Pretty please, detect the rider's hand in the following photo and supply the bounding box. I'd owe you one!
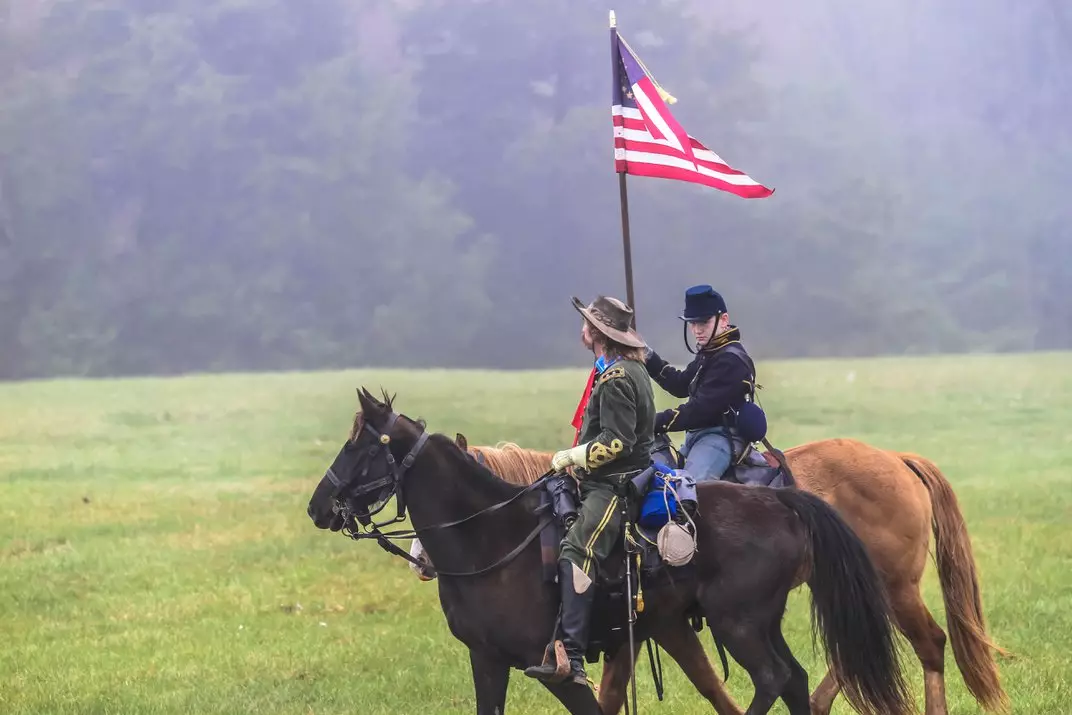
[654,409,676,434]
[551,444,589,472]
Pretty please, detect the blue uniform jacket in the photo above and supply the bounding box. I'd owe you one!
[644,327,755,434]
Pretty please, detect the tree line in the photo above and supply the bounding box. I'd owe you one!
[0,0,1068,379]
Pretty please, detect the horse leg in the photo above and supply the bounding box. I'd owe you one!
[769,622,810,715]
[595,641,640,715]
[703,605,790,715]
[653,619,744,715]
[541,680,604,715]
[889,580,948,715]
[469,649,510,715]
[807,669,839,715]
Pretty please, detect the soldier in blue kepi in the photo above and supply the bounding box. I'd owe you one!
[644,285,766,483]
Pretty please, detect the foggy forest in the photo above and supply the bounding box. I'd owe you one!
[1,0,1069,379]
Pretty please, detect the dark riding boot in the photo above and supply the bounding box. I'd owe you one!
[524,559,595,686]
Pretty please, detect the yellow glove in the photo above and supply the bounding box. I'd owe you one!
[551,444,589,472]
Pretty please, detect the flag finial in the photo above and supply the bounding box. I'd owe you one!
[609,10,616,28]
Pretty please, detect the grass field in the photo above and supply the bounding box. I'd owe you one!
[1,352,1070,714]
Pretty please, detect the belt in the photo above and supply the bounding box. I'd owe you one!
[581,468,645,495]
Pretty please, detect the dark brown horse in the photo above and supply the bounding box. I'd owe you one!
[306,389,911,715]
[428,438,1008,715]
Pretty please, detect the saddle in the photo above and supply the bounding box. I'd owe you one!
[653,431,793,489]
[729,446,793,488]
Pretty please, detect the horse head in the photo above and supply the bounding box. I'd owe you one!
[306,387,429,532]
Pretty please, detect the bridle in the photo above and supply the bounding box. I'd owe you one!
[328,411,428,531]
[330,410,554,578]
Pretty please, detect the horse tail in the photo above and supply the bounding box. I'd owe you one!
[775,488,911,715]
[901,454,1010,712]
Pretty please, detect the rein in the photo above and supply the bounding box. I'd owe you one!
[335,410,556,578]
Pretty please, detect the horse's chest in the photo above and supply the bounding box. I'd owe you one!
[439,596,485,646]
[437,582,544,653]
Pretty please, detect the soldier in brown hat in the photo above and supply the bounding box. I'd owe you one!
[524,295,656,687]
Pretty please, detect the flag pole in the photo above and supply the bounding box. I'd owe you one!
[610,10,637,315]
[614,20,641,711]
[619,169,636,314]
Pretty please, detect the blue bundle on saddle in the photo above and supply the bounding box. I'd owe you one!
[638,472,680,529]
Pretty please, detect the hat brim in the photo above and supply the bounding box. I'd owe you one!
[679,313,719,323]
[571,296,646,348]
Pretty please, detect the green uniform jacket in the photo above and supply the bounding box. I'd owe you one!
[575,358,656,481]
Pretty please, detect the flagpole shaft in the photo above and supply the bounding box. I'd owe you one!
[610,10,637,316]
[618,173,636,312]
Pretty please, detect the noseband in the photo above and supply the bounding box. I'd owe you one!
[331,409,555,578]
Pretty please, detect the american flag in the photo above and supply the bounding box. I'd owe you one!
[613,34,774,199]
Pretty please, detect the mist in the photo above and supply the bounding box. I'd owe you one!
[1,0,1068,380]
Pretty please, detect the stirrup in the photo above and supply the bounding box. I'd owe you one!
[523,640,570,683]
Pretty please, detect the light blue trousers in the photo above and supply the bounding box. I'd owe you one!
[680,427,743,483]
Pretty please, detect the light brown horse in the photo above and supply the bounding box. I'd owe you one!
[426,436,1008,715]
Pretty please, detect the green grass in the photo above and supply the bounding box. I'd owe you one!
[1,353,1070,714]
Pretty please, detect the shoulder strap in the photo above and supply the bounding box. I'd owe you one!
[720,343,757,399]
[597,364,627,385]
[720,342,754,372]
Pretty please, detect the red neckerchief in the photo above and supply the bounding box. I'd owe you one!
[571,367,598,447]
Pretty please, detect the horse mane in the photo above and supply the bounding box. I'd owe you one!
[429,434,526,501]
[466,443,554,486]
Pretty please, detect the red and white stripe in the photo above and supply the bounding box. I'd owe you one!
[612,102,774,199]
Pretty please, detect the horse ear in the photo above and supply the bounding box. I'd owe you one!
[455,433,469,451]
[357,387,378,415]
